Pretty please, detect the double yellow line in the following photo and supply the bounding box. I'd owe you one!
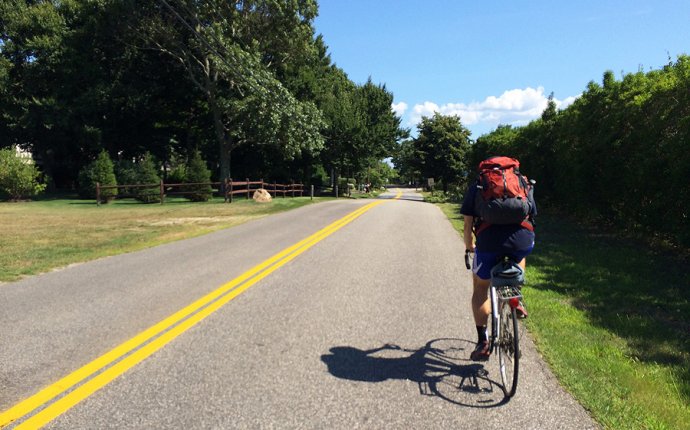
[2,192,401,429]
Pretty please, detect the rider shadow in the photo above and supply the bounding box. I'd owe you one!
[321,338,509,408]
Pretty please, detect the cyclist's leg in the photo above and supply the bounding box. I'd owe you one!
[470,274,491,360]
[508,248,533,318]
[471,250,494,327]
[470,251,495,360]
[471,274,491,326]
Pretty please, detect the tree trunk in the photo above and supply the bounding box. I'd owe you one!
[209,93,232,181]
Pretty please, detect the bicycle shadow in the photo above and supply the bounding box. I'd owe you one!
[320,338,509,408]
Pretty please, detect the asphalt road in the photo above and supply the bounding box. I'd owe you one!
[0,188,597,429]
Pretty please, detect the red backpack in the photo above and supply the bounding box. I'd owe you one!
[474,156,534,234]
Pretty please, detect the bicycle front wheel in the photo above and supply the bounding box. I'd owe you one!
[498,301,520,397]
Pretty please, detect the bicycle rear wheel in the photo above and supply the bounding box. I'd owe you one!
[498,301,520,397]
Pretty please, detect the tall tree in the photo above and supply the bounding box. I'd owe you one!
[318,75,407,181]
[392,138,421,186]
[0,0,67,185]
[471,56,690,247]
[414,113,472,192]
[139,0,325,180]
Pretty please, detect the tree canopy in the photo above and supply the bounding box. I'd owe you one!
[0,0,406,189]
[399,113,472,192]
[470,56,690,247]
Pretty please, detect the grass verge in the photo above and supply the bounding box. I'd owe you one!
[434,202,690,430]
[0,196,329,283]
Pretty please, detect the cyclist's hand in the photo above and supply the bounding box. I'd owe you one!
[464,249,473,270]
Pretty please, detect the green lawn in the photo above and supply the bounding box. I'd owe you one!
[0,196,328,283]
[435,202,690,430]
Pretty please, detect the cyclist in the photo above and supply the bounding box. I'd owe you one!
[460,158,536,361]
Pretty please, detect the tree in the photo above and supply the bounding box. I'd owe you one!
[317,74,407,184]
[77,150,118,202]
[184,150,212,201]
[134,152,161,203]
[414,113,472,192]
[0,1,67,186]
[140,0,325,180]
[0,148,46,201]
[0,0,405,194]
[470,125,520,169]
[366,161,396,189]
[392,139,421,186]
[470,56,690,247]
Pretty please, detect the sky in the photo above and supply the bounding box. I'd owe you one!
[313,0,690,138]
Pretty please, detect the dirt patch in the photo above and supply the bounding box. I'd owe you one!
[146,216,253,226]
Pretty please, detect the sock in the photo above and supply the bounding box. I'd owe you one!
[476,325,488,343]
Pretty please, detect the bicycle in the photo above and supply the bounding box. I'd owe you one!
[465,250,524,397]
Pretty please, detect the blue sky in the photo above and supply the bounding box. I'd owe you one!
[313,0,690,137]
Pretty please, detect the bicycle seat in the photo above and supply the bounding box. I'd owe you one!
[490,260,525,286]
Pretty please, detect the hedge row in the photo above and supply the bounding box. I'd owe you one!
[472,55,690,247]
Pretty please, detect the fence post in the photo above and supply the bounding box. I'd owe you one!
[224,178,228,202]
[335,185,338,198]
[96,182,101,206]
[160,180,164,204]
[291,180,295,198]
[229,178,233,203]
[273,182,277,198]
[310,185,313,201]
[246,178,250,200]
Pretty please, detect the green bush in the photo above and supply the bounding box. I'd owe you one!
[114,159,137,196]
[134,153,161,203]
[0,148,46,200]
[310,164,328,187]
[78,151,118,202]
[425,190,451,203]
[166,165,186,185]
[471,55,690,248]
[184,150,212,202]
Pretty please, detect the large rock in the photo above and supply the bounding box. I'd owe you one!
[253,188,272,203]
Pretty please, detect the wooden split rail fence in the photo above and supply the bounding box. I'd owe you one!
[96,178,305,205]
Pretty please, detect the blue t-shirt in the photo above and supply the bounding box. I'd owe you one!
[460,182,536,253]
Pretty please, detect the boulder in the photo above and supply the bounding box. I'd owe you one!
[253,188,272,203]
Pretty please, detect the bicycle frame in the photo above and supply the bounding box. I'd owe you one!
[465,250,523,397]
[489,283,501,353]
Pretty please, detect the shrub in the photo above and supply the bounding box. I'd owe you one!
[310,164,328,187]
[78,151,118,202]
[114,159,137,196]
[0,148,46,201]
[166,165,186,185]
[184,151,212,202]
[134,153,161,203]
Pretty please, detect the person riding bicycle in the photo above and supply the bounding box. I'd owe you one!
[460,156,536,361]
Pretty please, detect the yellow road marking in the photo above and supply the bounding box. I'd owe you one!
[2,197,399,428]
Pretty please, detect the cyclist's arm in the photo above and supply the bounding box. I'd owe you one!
[464,215,475,251]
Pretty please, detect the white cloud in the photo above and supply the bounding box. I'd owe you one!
[391,101,408,117]
[412,101,440,118]
[559,95,579,109]
[408,87,581,135]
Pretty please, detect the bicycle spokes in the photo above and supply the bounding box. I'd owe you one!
[497,302,520,397]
